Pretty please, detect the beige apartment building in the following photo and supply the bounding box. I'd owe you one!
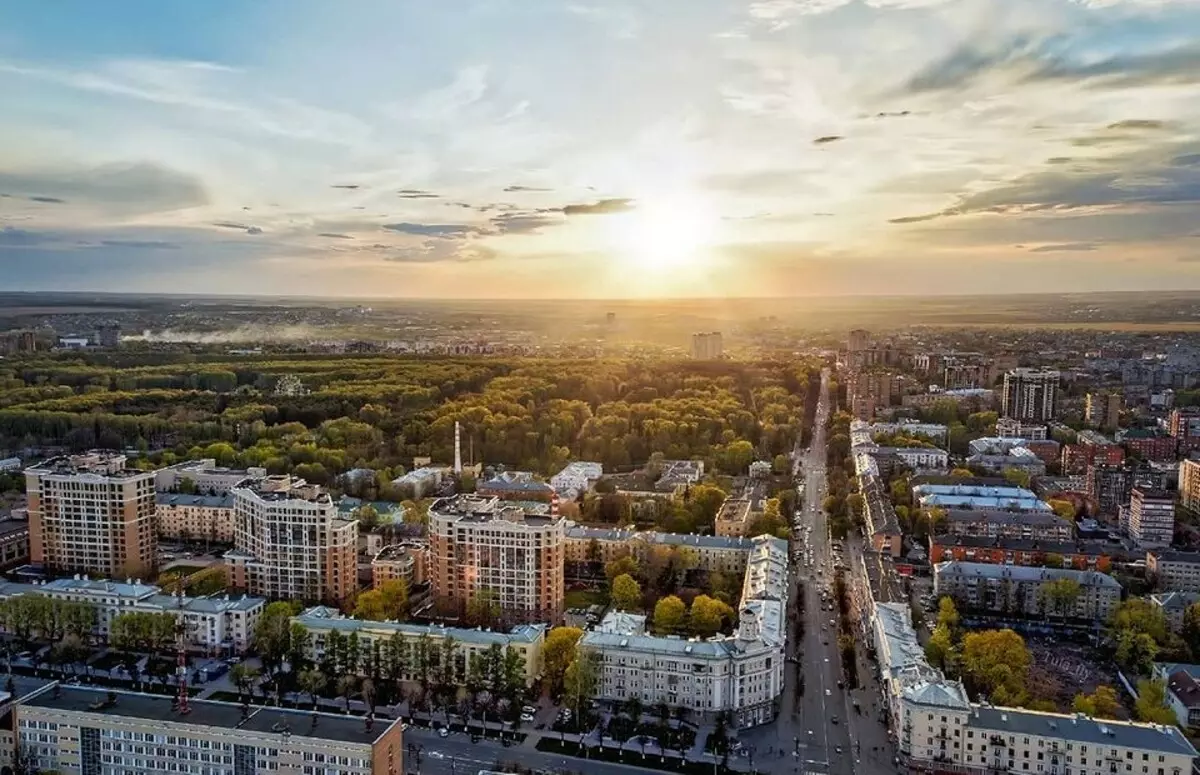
[428,494,565,623]
[155,492,235,543]
[25,452,158,579]
[714,497,752,537]
[15,683,403,775]
[564,525,755,575]
[225,476,358,606]
[371,542,428,589]
[1180,459,1200,514]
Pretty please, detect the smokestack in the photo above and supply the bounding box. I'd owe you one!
[454,420,462,474]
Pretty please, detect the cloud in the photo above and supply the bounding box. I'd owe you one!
[94,239,181,249]
[1107,119,1169,131]
[0,162,207,216]
[1028,242,1099,252]
[246,226,263,235]
[489,213,561,235]
[397,189,439,199]
[331,184,361,190]
[561,198,634,215]
[382,222,476,237]
[0,227,54,247]
[380,239,497,263]
[566,5,641,39]
[410,65,489,122]
[813,135,843,145]
[317,232,355,239]
[504,185,553,193]
[889,213,941,224]
[213,221,253,230]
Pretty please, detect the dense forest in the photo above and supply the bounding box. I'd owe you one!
[0,354,821,486]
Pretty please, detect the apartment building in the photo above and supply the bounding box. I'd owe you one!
[564,525,759,575]
[912,483,1052,513]
[581,535,788,729]
[929,536,1123,573]
[0,518,30,570]
[1002,369,1060,422]
[475,471,555,502]
[691,331,723,360]
[934,561,1121,622]
[996,418,1049,440]
[26,452,158,579]
[0,577,263,653]
[1180,459,1200,514]
[428,495,565,623]
[714,498,752,537]
[1088,461,1169,517]
[549,461,603,500]
[1150,592,1200,633]
[389,466,447,499]
[940,509,1074,541]
[225,476,358,606]
[1129,488,1176,547]
[154,459,263,495]
[857,454,903,556]
[1062,441,1124,476]
[370,543,428,589]
[1149,550,1200,593]
[1084,392,1123,429]
[870,602,1199,774]
[867,421,949,442]
[292,605,546,687]
[15,684,403,775]
[1169,408,1200,439]
[155,492,235,543]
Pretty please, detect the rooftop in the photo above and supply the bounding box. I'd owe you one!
[969,705,1196,757]
[1151,592,1200,611]
[294,606,546,646]
[478,471,553,493]
[934,560,1120,587]
[24,685,399,745]
[26,452,148,480]
[156,492,234,509]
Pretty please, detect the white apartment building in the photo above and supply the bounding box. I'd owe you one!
[428,495,565,623]
[867,421,949,442]
[292,605,546,687]
[16,684,403,775]
[225,476,358,606]
[996,418,1049,440]
[581,535,788,728]
[564,525,756,575]
[1148,550,1200,593]
[1129,488,1176,548]
[691,331,723,360]
[154,459,264,495]
[155,492,235,543]
[389,466,448,499]
[26,453,158,579]
[549,461,603,500]
[0,578,264,653]
[870,602,1199,774]
[933,561,1121,623]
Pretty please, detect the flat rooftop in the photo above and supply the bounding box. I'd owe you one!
[24,685,397,745]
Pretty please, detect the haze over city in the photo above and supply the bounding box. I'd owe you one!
[3,0,1200,298]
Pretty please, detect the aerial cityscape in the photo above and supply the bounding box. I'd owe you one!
[4,1,1200,775]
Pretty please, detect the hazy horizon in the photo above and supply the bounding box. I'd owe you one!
[3,1,1200,298]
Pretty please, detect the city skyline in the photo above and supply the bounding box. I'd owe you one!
[2,0,1200,298]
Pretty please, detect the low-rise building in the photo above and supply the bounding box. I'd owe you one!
[995,418,1048,440]
[1149,550,1200,593]
[929,535,1126,572]
[966,439,1047,477]
[15,684,403,775]
[155,492,235,543]
[0,577,263,653]
[913,483,1051,513]
[1150,592,1200,633]
[714,498,752,537]
[371,542,428,589]
[564,525,756,575]
[549,461,603,500]
[0,517,30,569]
[154,459,263,495]
[934,561,1121,622]
[858,455,903,556]
[292,605,545,687]
[476,470,554,501]
[389,466,449,499]
[867,421,948,442]
[940,509,1074,541]
[580,535,788,729]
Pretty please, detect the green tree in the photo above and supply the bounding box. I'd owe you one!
[1039,577,1082,620]
[653,596,686,634]
[1002,468,1032,489]
[563,649,599,721]
[253,601,298,674]
[542,627,584,694]
[611,574,642,612]
[298,669,328,709]
[690,594,735,637]
[353,590,388,621]
[960,629,1031,706]
[1073,686,1120,719]
[604,555,639,583]
[1134,679,1177,725]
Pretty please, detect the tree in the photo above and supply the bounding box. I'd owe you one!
[466,589,501,626]
[353,590,388,622]
[1048,499,1077,520]
[1182,603,1200,660]
[1039,577,1082,620]
[563,649,599,721]
[604,555,639,583]
[378,579,409,618]
[543,627,583,695]
[231,663,261,699]
[653,596,686,634]
[1134,679,1177,725]
[611,574,642,612]
[298,669,328,708]
[336,674,359,714]
[1002,468,1032,489]
[960,629,1031,706]
[1073,686,1120,719]
[253,601,297,674]
[1110,599,1169,673]
[689,595,734,638]
[949,468,974,478]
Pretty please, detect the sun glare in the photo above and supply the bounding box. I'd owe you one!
[618,192,719,272]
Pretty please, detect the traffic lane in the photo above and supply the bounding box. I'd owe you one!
[403,729,668,775]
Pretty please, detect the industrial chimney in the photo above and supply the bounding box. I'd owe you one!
[454,420,462,474]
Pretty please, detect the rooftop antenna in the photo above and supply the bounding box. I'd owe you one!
[454,420,463,475]
[174,576,190,715]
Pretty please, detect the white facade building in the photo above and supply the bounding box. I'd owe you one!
[549,461,603,500]
[1130,488,1176,548]
[934,561,1121,623]
[581,535,788,728]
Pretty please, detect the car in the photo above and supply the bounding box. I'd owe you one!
[837,679,844,689]
[835,746,843,754]
[438,727,450,738]
[430,748,446,757]
[831,716,839,725]
[520,713,535,723]
[824,689,831,697]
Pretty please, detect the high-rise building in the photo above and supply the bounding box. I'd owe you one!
[1128,487,1176,547]
[847,329,870,352]
[1001,368,1059,421]
[1169,408,1200,438]
[691,331,723,360]
[15,683,403,775]
[1180,459,1200,514]
[1084,391,1122,429]
[95,324,121,349]
[1087,460,1168,517]
[25,453,157,579]
[428,494,565,624]
[226,475,358,606]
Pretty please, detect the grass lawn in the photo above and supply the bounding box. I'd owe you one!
[564,588,609,609]
[159,564,206,580]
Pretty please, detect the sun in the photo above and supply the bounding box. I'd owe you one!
[617,192,719,272]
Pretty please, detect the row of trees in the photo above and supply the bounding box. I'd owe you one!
[0,594,97,646]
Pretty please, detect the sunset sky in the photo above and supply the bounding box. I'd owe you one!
[2,0,1199,298]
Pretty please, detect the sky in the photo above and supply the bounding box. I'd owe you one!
[2,0,1200,299]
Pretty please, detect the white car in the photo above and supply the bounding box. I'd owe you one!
[825,689,831,696]
[520,713,535,722]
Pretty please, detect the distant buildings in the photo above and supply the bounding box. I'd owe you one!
[225,475,358,605]
[940,509,1073,541]
[929,535,1123,573]
[866,421,948,442]
[95,323,121,349]
[1001,368,1059,422]
[994,417,1047,440]
[1169,408,1200,439]
[154,492,235,543]
[1149,550,1200,593]
[389,466,448,499]
[15,684,403,775]
[1128,487,1176,547]
[428,494,565,623]
[1084,391,1122,429]
[691,331,723,360]
[715,497,753,537]
[965,438,1047,477]
[1150,592,1200,633]
[549,461,603,500]
[933,560,1121,622]
[476,470,554,501]
[1179,458,1200,513]
[26,452,158,579]
[856,454,903,557]
[564,526,757,575]
[154,459,264,495]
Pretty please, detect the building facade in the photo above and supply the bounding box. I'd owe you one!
[1129,488,1176,547]
[691,331,724,360]
[1084,392,1122,429]
[1001,369,1059,422]
[1149,550,1200,593]
[370,543,428,589]
[428,495,565,623]
[549,461,603,500]
[1180,459,1200,514]
[154,459,263,495]
[26,453,158,579]
[15,684,403,775]
[933,561,1121,622]
[155,493,235,543]
[225,476,358,606]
